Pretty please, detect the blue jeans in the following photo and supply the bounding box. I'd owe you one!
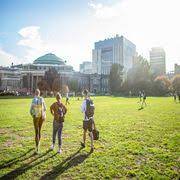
[52,120,63,147]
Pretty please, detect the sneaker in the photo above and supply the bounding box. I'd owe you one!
[35,147,39,154]
[81,142,85,148]
[57,148,62,154]
[50,144,55,150]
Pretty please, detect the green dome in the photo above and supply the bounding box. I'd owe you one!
[33,53,65,65]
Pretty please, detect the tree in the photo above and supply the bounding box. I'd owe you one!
[153,76,171,96]
[44,68,59,91]
[124,55,152,95]
[62,85,69,94]
[0,76,2,87]
[68,79,78,93]
[171,74,180,92]
[109,64,123,94]
[52,78,61,92]
[38,80,49,91]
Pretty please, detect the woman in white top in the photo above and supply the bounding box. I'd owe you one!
[30,89,46,154]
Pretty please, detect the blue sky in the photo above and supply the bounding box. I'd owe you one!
[0,0,180,71]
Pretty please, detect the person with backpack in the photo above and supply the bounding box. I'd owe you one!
[50,93,67,154]
[81,89,95,152]
[30,89,46,154]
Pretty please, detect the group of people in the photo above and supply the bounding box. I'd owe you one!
[30,89,95,154]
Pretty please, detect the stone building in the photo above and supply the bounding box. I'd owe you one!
[0,67,21,91]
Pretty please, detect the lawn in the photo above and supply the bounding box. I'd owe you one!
[0,97,179,179]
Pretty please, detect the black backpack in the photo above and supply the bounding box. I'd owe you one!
[92,129,99,140]
[85,99,95,118]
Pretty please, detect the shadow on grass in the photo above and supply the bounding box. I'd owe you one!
[0,149,56,180]
[40,147,92,180]
[0,148,33,169]
[138,107,144,110]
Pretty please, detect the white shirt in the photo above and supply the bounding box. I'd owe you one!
[30,96,46,119]
[81,98,88,121]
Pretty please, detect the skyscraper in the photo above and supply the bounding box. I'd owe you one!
[150,47,166,76]
[92,35,136,75]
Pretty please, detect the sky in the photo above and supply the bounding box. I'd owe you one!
[0,0,180,71]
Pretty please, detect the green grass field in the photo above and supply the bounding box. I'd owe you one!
[0,97,179,179]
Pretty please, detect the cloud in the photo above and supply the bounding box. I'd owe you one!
[17,26,50,61]
[0,48,20,66]
[88,0,180,71]
[88,1,124,19]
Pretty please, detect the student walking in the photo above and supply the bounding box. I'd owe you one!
[30,89,46,154]
[177,91,180,103]
[173,92,177,102]
[138,91,142,102]
[141,90,147,108]
[50,93,67,154]
[81,89,95,152]
[65,92,70,105]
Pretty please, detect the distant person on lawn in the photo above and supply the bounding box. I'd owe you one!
[50,93,67,154]
[81,89,95,152]
[177,91,180,103]
[65,92,70,105]
[138,91,142,102]
[141,90,147,108]
[30,89,46,154]
[173,91,177,102]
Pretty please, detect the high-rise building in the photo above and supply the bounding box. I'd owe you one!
[79,61,92,74]
[174,63,180,74]
[92,35,136,75]
[150,47,166,76]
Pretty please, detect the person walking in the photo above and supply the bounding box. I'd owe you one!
[177,91,180,103]
[81,89,95,152]
[50,93,67,154]
[141,90,147,108]
[173,91,177,102]
[30,89,46,154]
[65,92,70,105]
[138,91,142,102]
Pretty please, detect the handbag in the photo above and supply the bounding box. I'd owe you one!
[92,121,99,140]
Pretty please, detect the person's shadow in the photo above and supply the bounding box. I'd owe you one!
[0,148,33,170]
[40,147,92,180]
[138,107,144,110]
[0,149,55,180]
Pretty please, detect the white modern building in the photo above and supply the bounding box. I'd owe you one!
[92,35,136,75]
[79,61,92,74]
[150,47,166,76]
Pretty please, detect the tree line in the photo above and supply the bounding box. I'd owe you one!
[109,55,180,96]
[37,57,180,96]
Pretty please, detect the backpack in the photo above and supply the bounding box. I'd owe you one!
[57,102,65,122]
[33,97,43,118]
[85,99,95,119]
[92,129,99,140]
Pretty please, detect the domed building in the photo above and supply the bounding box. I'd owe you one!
[12,53,75,92]
[0,53,100,94]
[33,53,66,65]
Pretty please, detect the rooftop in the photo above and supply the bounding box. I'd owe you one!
[33,53,65,65]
